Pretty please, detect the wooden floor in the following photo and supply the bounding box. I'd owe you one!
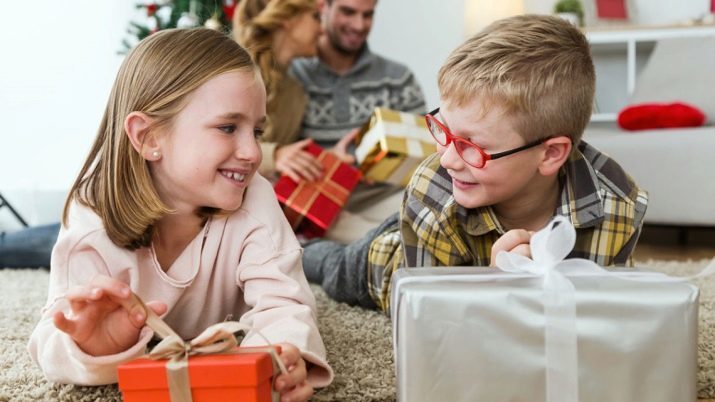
[633,225,715,261]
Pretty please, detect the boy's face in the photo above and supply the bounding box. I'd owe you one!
[435,98,545,210]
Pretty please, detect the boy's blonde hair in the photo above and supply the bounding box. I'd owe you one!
[63,28,257,249]
[438,14,595,144]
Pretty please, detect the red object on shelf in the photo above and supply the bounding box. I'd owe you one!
[617,102,706,131]
[117,349,276,402]
[596,0,628,19]
[274,143,361,238]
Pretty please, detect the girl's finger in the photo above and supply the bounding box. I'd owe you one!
[280,380,314,402]
[53,311,77,335]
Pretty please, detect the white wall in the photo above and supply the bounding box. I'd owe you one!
[0,1,135,228]
[1,0,707,230]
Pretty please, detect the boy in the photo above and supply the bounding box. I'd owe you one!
[303,14,648,312]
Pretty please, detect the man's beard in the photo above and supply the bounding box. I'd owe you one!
[327,30,365,56]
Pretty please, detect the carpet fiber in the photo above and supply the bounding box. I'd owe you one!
[1,259,713,401]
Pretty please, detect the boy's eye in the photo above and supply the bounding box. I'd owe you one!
[254,128,265,140]
[218,124,236,134]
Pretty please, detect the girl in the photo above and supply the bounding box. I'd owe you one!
[27,28,332,401]
[234,0,353,183]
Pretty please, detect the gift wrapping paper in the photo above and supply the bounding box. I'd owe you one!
[274,142,361,237]
[391,217,700,402]
[355,107,435,187]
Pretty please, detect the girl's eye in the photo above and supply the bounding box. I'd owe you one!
[218,124,236,134]
[253,128,265,140]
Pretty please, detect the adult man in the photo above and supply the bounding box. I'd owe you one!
[291,0,426,148]
[289,0,427,243]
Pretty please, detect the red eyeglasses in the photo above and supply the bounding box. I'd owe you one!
[425,107,548,169]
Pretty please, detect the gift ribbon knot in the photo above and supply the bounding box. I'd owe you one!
[128,293,286,402]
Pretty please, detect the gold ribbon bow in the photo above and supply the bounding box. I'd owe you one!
[130,293,287,402]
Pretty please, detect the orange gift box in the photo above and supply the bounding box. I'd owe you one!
[274,142,361,238]
[117,349,276,402]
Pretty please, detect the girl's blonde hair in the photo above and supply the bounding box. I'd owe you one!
[438,15,595,145]
[233,0,316,104]
[63,28,257,249]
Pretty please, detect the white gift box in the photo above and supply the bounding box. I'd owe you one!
[391,217,703,402]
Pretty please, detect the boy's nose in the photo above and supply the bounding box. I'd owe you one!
[438,142,464,171]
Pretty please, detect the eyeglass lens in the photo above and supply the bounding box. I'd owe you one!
[427,117,484,167]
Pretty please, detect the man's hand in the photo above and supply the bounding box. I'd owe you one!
[53,275,167,356]
[275,138,324,182]
[490,229,534,266]
[274,343,314,402]
[329,128,359,165]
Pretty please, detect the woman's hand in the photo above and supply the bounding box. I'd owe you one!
[274,343,313,402]
[275,138,324,182]
[490,229,534,267]
[53,274,167,356]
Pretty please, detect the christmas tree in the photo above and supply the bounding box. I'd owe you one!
[121,0,238,53]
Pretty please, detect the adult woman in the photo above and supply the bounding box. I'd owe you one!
[233,0,325,182]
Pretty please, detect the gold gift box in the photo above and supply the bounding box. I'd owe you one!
[355,108,436,187]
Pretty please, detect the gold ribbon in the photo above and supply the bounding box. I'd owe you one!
[128,293,287,402]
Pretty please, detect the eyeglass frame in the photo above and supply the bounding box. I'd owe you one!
[425,107,549,169]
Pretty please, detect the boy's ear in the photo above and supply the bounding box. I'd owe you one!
[124,112,161,161]
[538,136,572,176]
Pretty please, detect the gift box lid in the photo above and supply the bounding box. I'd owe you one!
[117,350,275,390]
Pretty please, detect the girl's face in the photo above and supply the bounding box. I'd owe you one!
[284,7,322,58]
[436,98,544,210]
[150,70,266,215]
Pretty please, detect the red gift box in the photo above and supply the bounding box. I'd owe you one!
[274,143,361,238]
[118,348,276,402]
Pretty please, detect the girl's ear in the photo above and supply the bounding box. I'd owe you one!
[125,112,161,161]
[538,136,572,176]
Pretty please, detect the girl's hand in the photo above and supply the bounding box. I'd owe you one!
[274,343,313,402]
[490,229,534,267]
[53,275,167,356]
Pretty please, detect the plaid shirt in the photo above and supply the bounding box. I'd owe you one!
[367,141,648,312]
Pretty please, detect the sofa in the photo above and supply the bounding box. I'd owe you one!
[582,35,715,227]
[583,122,715,226]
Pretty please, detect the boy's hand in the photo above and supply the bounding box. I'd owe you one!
[53,274,167,356]
[274,343,313,402]
[275,138,324,182]
[490,229,534,266]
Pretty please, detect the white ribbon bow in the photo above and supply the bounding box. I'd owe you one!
[495,215,715,402]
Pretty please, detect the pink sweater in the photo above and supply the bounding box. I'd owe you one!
[27,174,333,387]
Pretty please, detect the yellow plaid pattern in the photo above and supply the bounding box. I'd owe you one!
[367,141,648,312]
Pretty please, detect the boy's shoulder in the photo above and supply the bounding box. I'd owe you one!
[404,153,456,215]
[563,141,648,228]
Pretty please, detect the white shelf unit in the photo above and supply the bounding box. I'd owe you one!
[585,24,715,122]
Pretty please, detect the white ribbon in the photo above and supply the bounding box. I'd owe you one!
[495,215,715,402]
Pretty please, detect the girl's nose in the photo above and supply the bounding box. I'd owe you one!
[235,134,262,165]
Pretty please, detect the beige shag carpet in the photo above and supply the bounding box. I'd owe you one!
[1,259,713,401]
